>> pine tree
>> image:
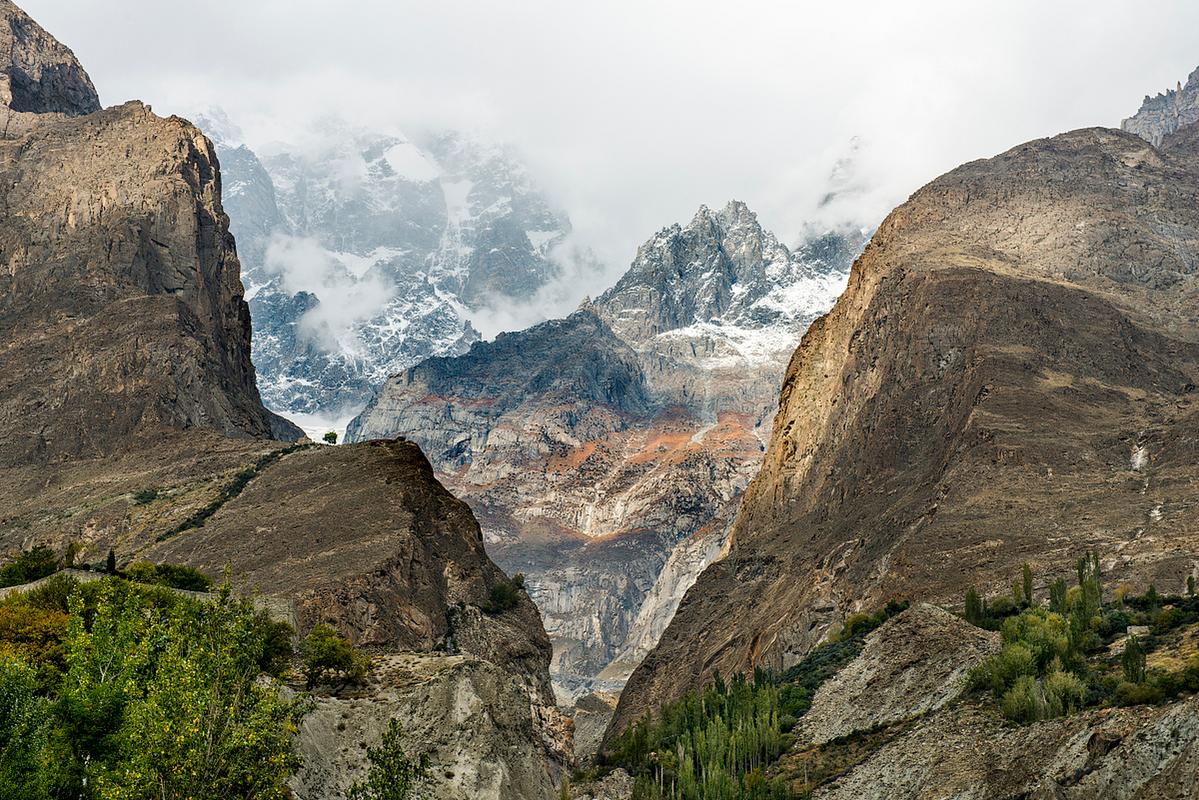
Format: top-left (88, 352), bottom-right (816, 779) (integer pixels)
top-left (1022, 562), bottom-right (1033, 606)
top-left (105, 548), bottom-right (117, 574)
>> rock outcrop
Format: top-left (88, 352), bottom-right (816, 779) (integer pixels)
top-left (1122, 65), bottom-right (1199, 147)
top-left (812, 696), bottom-right (1199, 799)
top-left (795, 604), bottom-right (999, 746)
top-left (292, 654), bottom-right (568, 800)
top-left (0, 0), bottom-right (98, 117)
top-left (779, 603), bottom-right (1199, 799)
top-left (348, 204), bottom-right (861, 685)
top-left (610, 123), bottom-right (1199, 740)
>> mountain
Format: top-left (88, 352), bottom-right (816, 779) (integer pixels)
top-left (347, 202), bottom-right (863, 696)
top-left (0, 6), bottom-right (569, 797)
top-left (195, 112), bottom-right (587, 428)
top-left (609, 90), bottom-right (1199, 743)
top-left (1122, 66), bottom-right (1199, 146)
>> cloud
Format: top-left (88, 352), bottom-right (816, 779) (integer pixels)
top-left (25, 0), bottom-right (1199, 286)
top-left (466, 234), bottom-right (613, 338)
top-left (263, 233), bottom-right (395, 353)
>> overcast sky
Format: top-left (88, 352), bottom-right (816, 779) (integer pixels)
top-left (23, 0), bottom-right (1199, 272)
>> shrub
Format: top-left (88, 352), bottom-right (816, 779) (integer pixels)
top-left (0, 547), bottom-right (59, 589)
top-left (1043, 670), bottom-right (1086, 717)
top-left (256, 615), bottom-right (295, 679)
top-left (123, 562), bottom-right (213, 592)
top-left (484, 573), bottom-right (526, 613)
top-left (301, 624), bottom-right (369, 687)
top-left (1115, 680), bottom-right (1164, 706)
top-left (1000, 676), bottom-right (1046, 724)
top-left (132, 487), bottom-right (160, 504)
top-left (971, 642), bottom-right (1035, 695)
top-left (833, 599), bottom-right (910, 641)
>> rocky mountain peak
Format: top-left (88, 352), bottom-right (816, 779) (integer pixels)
top-left (596, 199), bottom-right (811, 345)
top-left (0, 0), bottom-right (99, 117)
top-left (1122, 64), bottom-right (1199, 146)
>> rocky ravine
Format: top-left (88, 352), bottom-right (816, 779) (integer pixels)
top-left (0, 4), bottom-right (569, 797)
top-left (348, 203), bottom-right (862, 691)
top-left (610, 83), bottom-right (1199, 741)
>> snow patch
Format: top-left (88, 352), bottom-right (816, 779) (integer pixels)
top-left (382, 140), bottom-right (441, 182)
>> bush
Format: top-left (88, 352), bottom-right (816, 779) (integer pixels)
top-left (123, 562), bottom-right (213, 592)
top-left (1115, 680), bottom-right (1164, 706)
top-left (0, 547), bottom-right (60, 589)
top-left (1043, 670), bottom-right (1086, 717)
top-left (833, 599), bottom-right (910, 641)
top-left (483, 573), bottom-right (526, 613)
top-left (301, 624), bottom-right (369, 687)
top-left (1000, 676), bottom-right (1046, 724)
top-left (971, 642), bottom-right (1036, 695)
top-left (132, 487), bottom-right (160, 504)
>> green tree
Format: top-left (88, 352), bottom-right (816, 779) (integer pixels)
top-left (1049, 578), bottom-right (1068, 613)
top-left (97, 585), bottom-right (303, 800)
top-left (0, 658), bottom-right (52, 800)
top-left (0, 547), bottom-right (59, 588)
top-left (1189, 575), bottom-right (1196, 597)
top-left (106, 548), bottom-right (117, 575)
top-left (346, 718), bottom-right (430, 800)
top-left (1123, 635), bottom-right (1147, 684)
top-left (964, 587), bottom-right (984, 625)
top-left (301, 624), bottom-right (369, 687)
top-left (323, 431), bottom-right (338, 445)
top-left (1022, 562), bottom-right (1034, 606)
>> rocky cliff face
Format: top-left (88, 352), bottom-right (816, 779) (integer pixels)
top-left (1123, 65), bottom-right (1199, 147)
top-left (0, 97), bottom-right (302, 466)
top-left (348, 204), bottom-right (861, 686)
top-left (0, 6), bottom-right (569, 795)
top-left (196, 112), bottom-right (585, 424)
top-left (610, 122), bottom-right (1199, 740)
top-left (0, 0), bottom-right (99, 117)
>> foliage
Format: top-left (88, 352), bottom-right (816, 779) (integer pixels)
top-left (132, 488), bottom-right (159, 505)
top-left (483, 573), bottom-right (526, 614)
top-left (122, 562), bottom-right (213, 592)
top-left (833, 600), bottom-right (910, 642)
top-left (105, 549), bottom-right (117, 575)
top-left (605, 600), bottom-right (909, 800)
top-left (323, 431), bottom-right (338, 445)
top-left (1122, 635), bottom-right (1146, 684)
top-left (0, 657), bottom-right (52, 800)
top-left (1022, 563), bottom-right (1033, 606)
top-left (301, 624), bottom-right (369, 688)
top-left (345, 718), bottom-right (430, 800)
top-left (967, 550), bottom-right (1199, 722)
top-left (0, 576), bottom-right (303, 799)
top-left (606, 671), bottom-right (790, 800)
top-left (0, 547), bottom-right (60, 589)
